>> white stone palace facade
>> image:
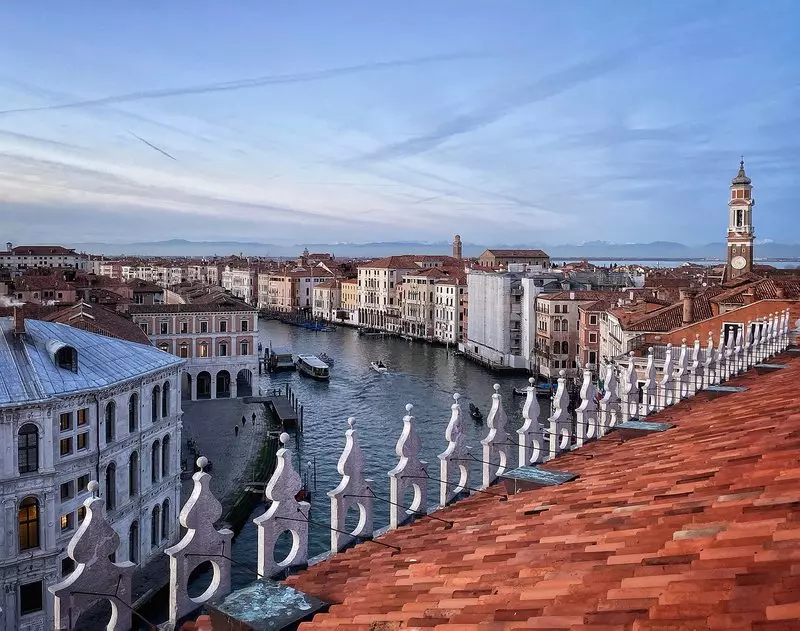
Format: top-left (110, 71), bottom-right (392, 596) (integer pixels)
top-left (0, 313), bottom-right (184, 631)
top-left (128, 301), bottom-right (259, 400)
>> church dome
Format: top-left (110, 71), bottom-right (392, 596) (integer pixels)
top-left (732, 159), bottom-right (751, 185)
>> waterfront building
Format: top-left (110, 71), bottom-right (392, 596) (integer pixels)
top-left (260, 268), bottom-right (335, 313)
top-left (128, 298), bottom-right (258, 400)
top-left (221, 265), bottom-right (256, 305)
top-left (0, 311), bottom-right (183, 631)
top-left (726, 159), bottom-right (755, 280)
top-left (312, 280), bottom-right (341, 321)
top-left (337, 279), bottom-right (359, 325)
top-left (577, 299), bottom-right (612, 370)
top-left (400, 267), bottom-right (456, 340)
top-left (186, 263), bottom-right (221, 285)
top-left (477, 248), bottom-right (550, 268)
top-left (433, 269), bottom-right (466, 344)
top-left (0, 244), bottom-right (88, 273)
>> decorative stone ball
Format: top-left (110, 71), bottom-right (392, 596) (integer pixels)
top-left (528, 377), bottom-right (535, 385)
top-left (493, 383), bottom-right (500, 393)
top-left (453, 393), bottom-right (461, 402)
top-left (347, 417), bottom-right (355, 428)
top-left (87, 480), bottom-right (99, 494)
top-left (197, 456), bottom-right (209, 470)
top-left (559, 369), bottom-right (566, 377)
top-left (405, 403), bottom-right (413, 413)
top-left (279, 432), bottom-right (290, 445)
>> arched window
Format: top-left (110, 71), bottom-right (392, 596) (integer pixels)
top-left (151, 385), bottom-right (161, 422)
top-left (161, 435), bottom-right (170, 477)
top-left (18, 424), bottom-right (39, 474)
top-left (151, 440), bottom-right (160, 484)
top-left (161, 499), bottom-right (170, 542)
top-left (240, 341), bottom-right (249, 356)
top-left (128, 393), bottom-right (139, 433)
top-left (562, 341), bottom-right (569, 355)
top-left (18, 497), bottom-right (40, 551)
top-left (162, 382), bottom-right (170, 418)
top-left (151, 505), bottom-right (160, 549)
top-left (561, 318), bottom-right (569, 332)
top-left (553, 319), bottom-right (561, 332)
top-left (129, 520), bottom-right (139, 563)
top-left (105, 462), bottom-right (117, 510)
top-left (554, 341), bottom-right (561, 355)
top-left (129, 451), bottom-right (139, 497)
top-left (105, 401), bottom-right (116, 444)
top-left (158, 342), bottom-right (169, 353)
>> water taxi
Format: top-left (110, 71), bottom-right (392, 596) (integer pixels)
top-left (295, 354), bottom-right (331, 380)
top-left (370, 360), bottom-right (388, 373)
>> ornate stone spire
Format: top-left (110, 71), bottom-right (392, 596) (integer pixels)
top-left (732, 157), bottom-right (751, 185)
top-left (389, 403), bottom-right (428, 529)
top-left (481, 384), bottom-right (510, 488)
top-left (438, 393), bottom-right (469, 507)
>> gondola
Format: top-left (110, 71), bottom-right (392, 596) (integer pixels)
top-left (468, 402), bottom-right (483, 421)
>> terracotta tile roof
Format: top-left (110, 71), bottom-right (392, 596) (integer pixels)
top-left (481, 248), bottom-right (550, 258)
top-left (538, 290), bottom-right (618, 302)
top-left (128, 297), bottom-right (254, 314)
top-left (126, 278), bottom-right (163, 292)
top-left (12, 275), bottom-right (75, 291)
top-left (44, 302), bottom-right (152, 345)
top-left (621, 289), bottom-right (724, 332)
top-left (314, 280), bottom-right (341, 290)
top-left (284, 352), bottom-right (800, 630)
top-left (6, 245), bottom-right (77, 255)
top-left (359, 256), bottom-right (459, 270)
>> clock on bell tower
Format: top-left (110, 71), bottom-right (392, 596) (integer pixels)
top-left (726, 158), bottom-right (755, 279)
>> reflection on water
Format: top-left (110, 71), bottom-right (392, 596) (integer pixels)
top-left (230, 320), bottom-right (549, 588)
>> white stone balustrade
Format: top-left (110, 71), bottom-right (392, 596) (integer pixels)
top-left (689, 335), bottom-right (702, 396)
top-left (575, 369), bottom-right (599, 447)
top-left (599, 362), bottom-right (619, 436)
top-left (548, 371), bottom-right (572, 459)
top-left (49, 481), bottom-right (136, 631)
top-left (620, 353), bottom-right (639, 421)
top-left (724, 330), bottom-right (735, 380)
top-left (481, 384), bottom-right (511, 489)
top-left (658, 343), bottom-right (676, 409)
top-left (733, 325), bottom-right (744, 376)
top-left (675, 339), bottom-right (690, 400)
top-left (755, 318), bottom-right (767, 363)
top-left (517, 378), bottom-right (546, 466)
top-left (389, 404), bottom-right (428, 529)
top-left (641, 349), bottom-right (658, 416)
top-left (254, 432), bottom-right (310, 579)
top-left (165, 456), bottom-right (233, 627)
top-left (743, 321), bottom-right (754, 371)
top-left (714, 334), bottom-right (727, 385)
top-left (703, 333), bottom-right (716, 389)
top-left (329, 418), bottom-right (374, 553)
top-left (438, 393), bottom-right (469, 507)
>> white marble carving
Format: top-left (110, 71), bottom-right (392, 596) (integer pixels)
top-left (675, 339), bottom-right (690, 399)
top-left (768, 313), bottom-right (778, 357)
top-left (517, 378), bottom-right (546, 466)
top-left (575, 369), bottom-right (598, 447)
top-left (49, 481), bottom-right (136, 631)
top-left (389, 404), bottom-right (428, 529)
top-left (599, 362), bottom-right (619, 436)
top-left (689, 335), bottom-right (703, 396)
top-left (438, 393), bottom-right (469, 507)
top-left (755, 318), bottom-right (767, 363)
top-left (658, 343), bottom-right (675, 409)
top-left (703, 333), bottom-right (716, 389)
top-left (641, 348), bottom-right (658, 416)
top-left (620, 352), bottom-right (639, 421)
top-left (733, 324), bottom-right (744, 376)
top-left (723, 329), bottom-right (735, 380)
top-left (781, 309), bottom-right (791, 350)
top-left (329, 418), bottom-right (374, 553)
top-left (254, 432), bottom-right (310, 578)
top-left (548, 370), bottom-right (572, 459)
top-left (480, 384), bottom-right (510, 489)
top-left (743, 321), bottom-right (754, 370)
top-left (165, 456), bottom-right (233, 626)
top-left (714, 332), bottom-right (727, 385)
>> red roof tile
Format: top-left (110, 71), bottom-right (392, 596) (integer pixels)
top-left (44, 302), bottom-right (152, 345)
top-left (282, 351), bottom-right (800, 630)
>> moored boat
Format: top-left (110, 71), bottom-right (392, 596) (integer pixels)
top-left (513, 384), bottom-right (554, 397)
top-left (295, 354), bottom-right (331, 380)
top-left (268, 346), bottom-right (296, 372)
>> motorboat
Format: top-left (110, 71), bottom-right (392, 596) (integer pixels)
top-left (468, 403), bottom-right (482, 421)
top-left (317, 352), bottom-right (335, 366)
top-left (371, 360), bottom-right (388, 373)
top-left (295, 354), bottom-right (331, 380)
top-left (513, 383), bottom-right (554, 397)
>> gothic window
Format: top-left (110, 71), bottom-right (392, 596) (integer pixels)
top-left (129, 520), bottom-right (139, 563)
top-left (105, 401), bottom-right (116, 444)
top-left (161, 499), bottom-right (170, 541)
top-left (18, 497), bottom-right (40, 551)
top-left (562, 341), bottom-right (569, 355)
top-left (18, 424), bottom-right (39, 474)
top-left (561, 319), bottom-right (569, 332)
top-left (161, 435), bottom-right (170, 477)
top-left (128, 393), bottom-right (139, 432)
top-left (151, 385), bottom-right (161, 421)
top-left (151, 505), bottom-right (161, 548)
top-left (554, 341), bottom-right (561, 355)
top-left (553, 319), bottom-right (561, 332)
top-left (151, 440), bottom-right (161, 484)
top-left (162, 382), bottom-right (170, 418)
top-left (129, 451), bottom-right (139, 497)
top-left (105, 462), bottom-right (117, 510)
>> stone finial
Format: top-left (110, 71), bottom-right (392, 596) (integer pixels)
top-left (165, 456), bottom-right (233, 626)
top-left (675, 339), bottom-right (690, 400)
top-left (714, 331), bottom-right (727, 385)
top-left (620, 352), bottom-right (639, 421)
top-left (768, 313), bottom-right (778, 357)
top-left (732, 324), bottom-right (744, 376)
top-left (575, 368), bottom-right (599, 447)
top-left (329, 417), bottom-right (373, 553)
top-left (438, 392), bottom-right (469, 507)
top-left (743, 320), bottom-right (754, 369)
top-left (755, 318), bottom-right (767, 363)
top-left (481, 384), bottom-right (510, 489)
top-left (689, 335), bottom-right (703, 395)
top-left (658, 343), bottom-right (675, 409)
top-left (49, 483), bottom-right (135, 631)
top-left (703, 333), bottom-right (715, 390)
top-left (781, 309), bottom-right (791, 350)
top-left (254, 433), bottom-right (310, 578)
top-left (518, 377), bottom-right (545, 466)
top-left (389, 403), bottom-right (428, 529)
top-left (599, 362), bottom-right (619, 434)
top-left (641, 348), bottom-right (658, 416)
top-left (547, 370), bottom-right (572, 460)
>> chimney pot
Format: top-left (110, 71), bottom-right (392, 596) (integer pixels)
top-left (13, 306), bottom-right (25, 335)
top-left (682, 289), bottom-right (697, 325)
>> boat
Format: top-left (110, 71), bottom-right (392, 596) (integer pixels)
top-left (400, 334), bottom-right (413, 341)
top-left (468, 403), bottom-right (483, 421)
top-left (295, 354), bottom-right (331, 380)
top-left (370, 360), bottom-right (388, 373)
top-left (268, 346), bottom-right (296, 372)
top-left (452, 350), bottom-right (464, 357)
top-left (513, 383), bottom-right (555, 397)
top-left (317, 352), bottom-right (335, 366)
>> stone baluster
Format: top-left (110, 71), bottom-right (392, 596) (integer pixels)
top-left (776, 311), bottom-right (785, 352)
top-left (733, 324), bottom-right (744, 376)
top-left (743, 321), bottom-right (754, 369)
top-left (714, 332), bottom-right (727, 384)
top-left (641, 348), bottom-right (658, 416)
top-left (389, 404), bottom-right (428, 529)
top-left (782, 309), bottom-right (791, 350)
top-left (254, 432), bottom-right (310, 579)
top-left (620, 353), bottom-right (639, 421)
top-left (49, 481), bottom-right (135, 631)
top-left (675, 339), bottom-right (690, 400)
top-left (658, 343), bottom-right (675, 409)
top-left (438, 393), bottom-right (469, 507)
top-left (575, 368), bottom-right (598, 447)
top-left (165, 456), bottom-right (232, 627)
top-left (723, 329), bottom-right (735, 379)
top-left (689, 335), bottom-right (702, 396)
top-left (768, 313), bottom-right (778, 357)
top-left (599, 362), bottom-right (620, 436)
top-left (517, 378), bottom-right (546, 466)
top-left (703, 332), bottom-right (715, 389)
top-left (756, 318), bottom-right (767, 363)
top-left (481, 384), bottom-right (510, 489)
top-left (329, 418), bottom-right (374, 553)
top-left (547, 370), bottom-right (572, 460)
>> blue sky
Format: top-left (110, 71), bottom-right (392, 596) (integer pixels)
top-left (1, 1), bottom-right (798, 247)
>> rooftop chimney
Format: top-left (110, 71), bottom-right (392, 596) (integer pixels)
top-left (680, 289), bottom-right (697, 325)
top-left (775, 286), bottom-right (785, 299)
top-left (13, 306), bottom-right (25, 335)
top-left (742, 290), bottom-right (755, 305)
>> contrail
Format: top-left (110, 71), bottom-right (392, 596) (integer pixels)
top-left (129, 131), bottom-right (177, 161)
top-left (0, 52), bottom-right (487, 116)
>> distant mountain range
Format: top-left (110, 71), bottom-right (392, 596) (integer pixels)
top-left (63, 238), bottom-right (800, 260)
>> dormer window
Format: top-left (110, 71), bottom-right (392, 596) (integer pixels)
top-left (48, 341), bottom-right (78, 372)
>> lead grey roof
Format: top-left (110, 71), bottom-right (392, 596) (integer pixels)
top-left (0, 317), bottom-right (184, 407)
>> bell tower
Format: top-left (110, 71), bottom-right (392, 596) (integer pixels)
top-left (726, 158), bottom-right (755, 279)
top-left (452, 234), bottom-right (462, 260)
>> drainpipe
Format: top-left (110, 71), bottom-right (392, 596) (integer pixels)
top-left (94, 394), bottom-right (101, 483)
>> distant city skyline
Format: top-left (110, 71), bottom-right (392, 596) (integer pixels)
top-left (1, 2), bottom-right (799, 245)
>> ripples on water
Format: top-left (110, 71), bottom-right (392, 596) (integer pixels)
top-left (230, 320), bottom-right (550, 588)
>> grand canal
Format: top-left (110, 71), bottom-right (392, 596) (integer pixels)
top-left (227, 319), bottom-right (551, 588)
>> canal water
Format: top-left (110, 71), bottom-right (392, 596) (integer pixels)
top-left (227, 320), bottom-right (550, 589)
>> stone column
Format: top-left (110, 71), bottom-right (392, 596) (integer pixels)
top-left (210, 376), bottom-right (217, 400)
top-left (191, 373), bottom-right (198, 401)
